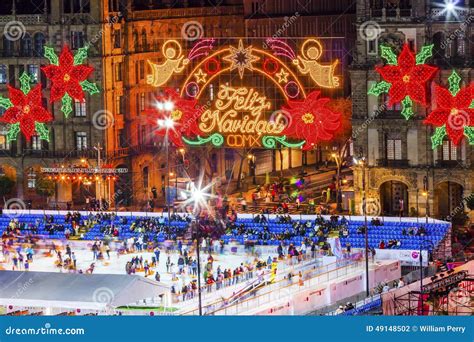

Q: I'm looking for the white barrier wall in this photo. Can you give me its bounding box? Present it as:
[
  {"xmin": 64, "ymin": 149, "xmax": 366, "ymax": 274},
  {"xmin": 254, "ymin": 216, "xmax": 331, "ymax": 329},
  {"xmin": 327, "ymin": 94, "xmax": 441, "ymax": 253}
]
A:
[{"xmin": 254, "ymin": 260, "xmax": 401, "ymax": 315}]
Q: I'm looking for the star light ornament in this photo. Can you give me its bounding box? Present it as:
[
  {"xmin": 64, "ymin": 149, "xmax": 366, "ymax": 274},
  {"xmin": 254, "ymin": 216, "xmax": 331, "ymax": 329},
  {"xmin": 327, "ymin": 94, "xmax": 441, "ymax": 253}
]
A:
[
  {"xmin": 368, "ymin": 44, "xmax": 438, "ymax": 120},
  {"xmin": 42, "ymin": 45, "xmax": 99, "ymax": 118},
  {"xmin": 223, "ymin": 40, "xmax": 259, "ymax": 79},
  {"xmin": 0, "ymin": 73, "xmax": 53, "ymax": 142},
  {"xmin": 424, "ymin": 70, "xmax": 474, "ymax": 149}
]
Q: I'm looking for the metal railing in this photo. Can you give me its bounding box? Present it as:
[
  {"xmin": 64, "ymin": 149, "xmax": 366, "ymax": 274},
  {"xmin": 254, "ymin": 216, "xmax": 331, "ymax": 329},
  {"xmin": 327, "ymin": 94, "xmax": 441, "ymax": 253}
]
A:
[{"xmin": 180, "ymin": 257, "xmax": 362, "ymax": 315}]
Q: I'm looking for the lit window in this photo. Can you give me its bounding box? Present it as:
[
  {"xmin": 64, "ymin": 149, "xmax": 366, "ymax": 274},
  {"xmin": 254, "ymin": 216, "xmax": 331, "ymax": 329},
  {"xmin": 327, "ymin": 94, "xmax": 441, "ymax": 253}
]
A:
[
  {"xmin": 386, "ymin": 138, "xmax": 402, "ymax": 160},
  {"xmin": 27, "ymin": 64, "xmax": 39, "ymax": 83},
  {"xmin": 76, "ymin": 131, "xmax": 88, "ymax": 150},
  {"xmin": 74, "ymin": 99, "xmax": 87, "ymax": 117},
  {"xmin": 442, "ymin": 140, "xmax": 457, "ymax": 161},
  {"xmin": 31, "ymin": 136, "xmax": 41, "ymax": 150},
  {"xmin": 0, "ymin": 65, "xmax": 7, "ymax": 84}
]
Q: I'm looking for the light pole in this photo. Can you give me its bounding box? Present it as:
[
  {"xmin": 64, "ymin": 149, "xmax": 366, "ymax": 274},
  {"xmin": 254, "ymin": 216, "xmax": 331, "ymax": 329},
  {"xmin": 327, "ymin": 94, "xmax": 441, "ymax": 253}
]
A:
[
  {"xmin": 423, "ymin": 174, "xmax": 429, "ymax": 224},
  {"xmin": 93, "ymin": 143, "xmax": 103, "ymax": 210},
  {"xmin": 187, "ymin": 184, "xmax": 211, "ymax": 316},
  {"xmin": 156, "ymin": 100, "xmax": 175, "ymax": 227},
  {"xmin": 331, "ymin": 152, "xmax": 343, "ymax": 212},
  {"xmin": 419, "ymin": 239, "xmax": 434, "ymax": 315},
  {"xmin": 356, "ymin": 157, "xmax": 369, "ymax": 296}
]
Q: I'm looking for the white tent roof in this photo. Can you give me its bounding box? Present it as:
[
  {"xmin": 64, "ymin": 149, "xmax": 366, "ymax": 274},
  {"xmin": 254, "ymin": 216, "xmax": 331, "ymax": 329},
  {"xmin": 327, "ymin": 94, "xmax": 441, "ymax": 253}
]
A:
[{"xmin": 0, "ymin": 270, "xmax": 168, "ymax": 310}]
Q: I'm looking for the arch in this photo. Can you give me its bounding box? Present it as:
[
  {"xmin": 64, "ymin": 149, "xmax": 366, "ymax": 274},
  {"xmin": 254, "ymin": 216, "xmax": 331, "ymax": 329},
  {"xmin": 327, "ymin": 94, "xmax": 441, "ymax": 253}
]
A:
[
  {"xmin": 2, "ymin": 35, "xmax": 14, "ymax": 57},
  {"xmin": 33, "ymin": 32, "xmax": 46, "ymax": 57},
  {"xmin": 373, "ymin": 174, "xmax": 414, "ymax": 191},
  {"xmin": 20, "ymin": 32, "xmax": 32, "ymax": 57},
  {"xmin": 379, "ymin": 180, "xmax": 409, "ymax": 216},
  {"xmin": 141, "ymin": 28, "xmax": 147, "ymax": 51},
  {"xmin": 434, "ymin": 181, "xmax": 464, "ymax": 220}
]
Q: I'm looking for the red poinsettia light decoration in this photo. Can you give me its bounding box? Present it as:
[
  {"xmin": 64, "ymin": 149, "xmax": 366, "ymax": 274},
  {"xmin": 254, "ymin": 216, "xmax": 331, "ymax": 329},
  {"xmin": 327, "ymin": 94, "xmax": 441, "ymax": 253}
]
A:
[
  {"xmin": 146, "ymin": 88, "xmax": 202, "ymax": 147},
  {"xmin": 41, "ymin": 45, "xmax": 99, "ymax": 118},
  {"xmin": 369, "ymin": 44, "xmax": 438, "ymax": 119},
  {"xmin": 424, "ymin": 75, "xmax": 474, "ymax": 146},
  {"xmin": 282, "ymin": 90, "xmax": 341, "ymax": 150},
  {"xmin": 0, "ymin": 84, "xmax": 53, "ymax": 141}
]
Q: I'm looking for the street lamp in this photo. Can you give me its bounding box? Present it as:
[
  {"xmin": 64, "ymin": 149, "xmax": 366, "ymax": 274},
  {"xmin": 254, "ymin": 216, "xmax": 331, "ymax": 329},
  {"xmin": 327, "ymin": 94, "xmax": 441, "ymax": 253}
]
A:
[
  {"xmin": 185, "ymin": 182, "xmax": 212, "ymax": 316},
  {"xmin": 355, "ymin": 157, "xmax": 369, "ymax": 297},
  {"xmin": 331, "ymin": 152, "xmax": 343, "ymax": 212},
  {"xmin": 156, "ymin": 102, "xmax": 176, "ymax": 227}
]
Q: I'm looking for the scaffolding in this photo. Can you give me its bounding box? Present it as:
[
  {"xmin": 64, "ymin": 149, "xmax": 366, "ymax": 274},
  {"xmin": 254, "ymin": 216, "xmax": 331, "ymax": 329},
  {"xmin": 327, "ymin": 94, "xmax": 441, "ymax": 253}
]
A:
[{"xmin": 392, "ymin": 270, "xmax": 473, "ymax": 316}]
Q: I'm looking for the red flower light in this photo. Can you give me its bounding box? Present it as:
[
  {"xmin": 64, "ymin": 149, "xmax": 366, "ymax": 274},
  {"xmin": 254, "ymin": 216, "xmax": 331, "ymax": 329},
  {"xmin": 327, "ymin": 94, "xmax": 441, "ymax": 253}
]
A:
[
  {"xmin": 376, "ymin": 44, "xmax": 437, "ymax": 106},
  {"xmin": 0, "ymin": 84, "xmax": 53, "ymax": 141},
  {"xmin": 282, "ymin": 90, "xmax": 341, "ymax": 150},
  {"xmin": 146, "ymin": 88, "xmax": 203, "ymax": 147},
  {"xmin": 424, "ymin": 84, "xmax": 474, "ymax": 145},
  {"xmin": 41, "ymin": 46, "xmax": 94, "ymax": 103}
]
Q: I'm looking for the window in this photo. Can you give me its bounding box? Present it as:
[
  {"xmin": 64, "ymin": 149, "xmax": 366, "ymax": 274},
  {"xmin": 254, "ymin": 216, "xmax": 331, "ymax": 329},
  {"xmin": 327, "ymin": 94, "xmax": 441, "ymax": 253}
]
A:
[
  {"xmin": 31, "ymin": 136, "xmax": 41, "ymax": 150},
  {"xmin": 20, "ymin": 33, "xmax": 32, "ymax": 57},
  {"xmin": 113, "ymin": 29, "xmax": 121, "ymax": 48},
  {"xmin": 140, "ymin": 125, "xmax": 147, "ymax": 144},
  {"xmin": 33, "ymin": 33, "xmax": 45, "ymax": 57},
  {"xmin": 0, "ymin": 130, "xmax": 10, "ymax": 150},
  {"xmin": 27, "ymin": 65, "xmax": 40, "ymax": 83},
  {"xmin": 74, "ymin": 99, "xmax": 87, "ymax": 117},
  {"xmin": 3, "ymin": 35, "xmax": 14, "ymax": 57},
  {"xmin": 367, "ymin": 40, "xmax": 377, "ymax": 55},
  {"xmin": 442, "ymin": 140, "xmax": 457, "ymax": 160},
  {"xmin": 71, "ymin": 31, "xmax": 84, "ymax": 49},
  {"xmin": 28, "ymin": 178, "xmax": 36, "ymax": 189},
  {"xmin": 139, "ymin": 93, "xmax": 145, "ymax": 111},
  {"xmin": 139, "ymin": 60, "xmax": 145, "ymax": 80},
  {"xmin": 118, "ymin": 129, "xmax": 127, "ymax": 147},
  {"xmin": 142, "ymin": 166, "xmax": 149, "ymax": 189},
  {"xmin": 116, "ymin": 95, "xmax": 125, "ymax": 114},
  {"xmin": 0, "ymin": 65, "xmax": 7, "ymax": 84},
  {"xmin": 75, "ymin": 131, "xmax": 88, "ymax": 150},
  {"xmin": 115, "ymin": 62, "xmax": 122, "ymax": 81},
  {"xmin": 141, "ymin": 29, "xmax": 147, "ymax": 51},
  {"xmin": 386, "ymin": 138, "xmax": 402, "ymax": 160}
]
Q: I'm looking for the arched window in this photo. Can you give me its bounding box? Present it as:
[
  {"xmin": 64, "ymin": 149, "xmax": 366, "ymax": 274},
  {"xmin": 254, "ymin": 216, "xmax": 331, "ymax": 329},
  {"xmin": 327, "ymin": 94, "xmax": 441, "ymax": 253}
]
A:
[
  {"xmin": 141, "ymin": 28, "xmax": 147, "ymax": 51},
  {"xmin": 20, "ymin": 33, "xmax": 32, "ymax": 57},
  {"xmin": 33, "ymin": 32, "xmax": 46, "ymax": 57},
  {"xmin": 142, "ymin": 166, "xmax": 149, "ymax": 189},
  {"xmin": 3, "ymin": 35, "xmax": 14, "ymax": 57},
  {"xmin": 132, "ymin": 30, "xmax": 139, "ymax": 51}
]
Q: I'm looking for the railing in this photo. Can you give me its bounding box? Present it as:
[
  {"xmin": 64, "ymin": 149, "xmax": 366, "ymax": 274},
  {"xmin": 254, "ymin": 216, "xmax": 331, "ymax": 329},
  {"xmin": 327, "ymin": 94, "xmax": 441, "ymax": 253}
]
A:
[
  {"xmin": 436, "ymin": 159, "xmax": 463, "ymax": 168},
  {"xmin": 430, "ymin": 7, "xmax": 471, "ymax": 21},
  {"xmin": 174, "ymin": 253, "xmax": 325, "ymax": 304},
  {"xmin": 130, "ymin": 5, "xmax": 243, "ymax": 20},
  {"xmin": 180, "ymin": 257, "xmax": 362, "ymax": 315},
  {"xmin": 376, "ymin": 159, "xmax": 410, "ymax": 167},
  {"xmin": 0, "ymin": 15, "xmax": 46, "ymax": 25}
]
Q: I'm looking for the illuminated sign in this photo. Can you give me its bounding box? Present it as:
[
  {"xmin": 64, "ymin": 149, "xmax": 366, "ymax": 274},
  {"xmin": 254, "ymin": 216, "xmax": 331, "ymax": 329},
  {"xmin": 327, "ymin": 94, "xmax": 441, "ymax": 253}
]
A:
[{"xmin": 147, "ymin": 38, "xmax": 342, "ymax": 150}]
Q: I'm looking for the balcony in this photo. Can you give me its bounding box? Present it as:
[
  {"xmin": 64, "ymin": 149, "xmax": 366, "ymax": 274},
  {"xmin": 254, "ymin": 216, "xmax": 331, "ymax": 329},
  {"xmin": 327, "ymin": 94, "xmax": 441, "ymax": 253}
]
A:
[
  {"xmin": 370, "ymin": 7, "xmax": 412, "ymax": 21},
  {"xmin": 430, "ymin": 7, "xmax": 471, "ymax": 22},
  {"xmin": 0, "ymin": 15, "xmax": 46, "ymax": 25},
  {"xmin": 0, "ymin": 149, "xmax": 98, "ymax": 159},
  {"xmin": 436, "ymin": 159, "xmax": 463, "ymax": 168},
  {"xmin": 377, "ymin": 159, "xmax": 410, "ymax": 167}
]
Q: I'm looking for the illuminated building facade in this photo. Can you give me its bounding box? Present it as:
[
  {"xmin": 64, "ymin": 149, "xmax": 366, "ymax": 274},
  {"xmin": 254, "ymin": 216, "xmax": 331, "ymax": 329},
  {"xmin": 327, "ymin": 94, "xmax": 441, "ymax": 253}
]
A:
[
  {"xmin": 104, "ymin": 0, "xmax": 356, "ymax": 208},
  {"xmin": 351, "ymin": 0, "xmax": 473, "ymax": 220},
  {"xmin": 0, "ymin": 0, "xmax": 105, "ymax": 208}
]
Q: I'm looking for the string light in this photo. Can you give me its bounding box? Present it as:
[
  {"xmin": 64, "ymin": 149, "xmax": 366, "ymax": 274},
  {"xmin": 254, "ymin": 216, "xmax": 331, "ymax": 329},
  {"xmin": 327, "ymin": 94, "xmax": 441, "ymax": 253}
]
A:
[
  {"xmin": 370, "ymin": 44, "xmax": 437, "ymax": 120},
  {"xmin": 0, "ymin": 73, "xmax": 52, "ymax": 142},
  {"xmin": 424, "ymin": 71, "xmax": 474, "ymax": 148},
  {"xmin": 42, "ymin": 45, "xmax": 98, "ymax": 118}
]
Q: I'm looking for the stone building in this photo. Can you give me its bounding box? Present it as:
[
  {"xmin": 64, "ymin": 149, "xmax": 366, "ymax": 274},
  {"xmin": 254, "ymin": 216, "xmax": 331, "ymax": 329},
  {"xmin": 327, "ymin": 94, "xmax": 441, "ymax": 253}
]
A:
[
  {"xmin": 0, "ymin": 0, "xmax": 105, "ymax": 208},
  {"xmin": 351, "ymin": 0, "xmax": 473, "ymax": 219},
  {"xmin": 103, "ymin": 0, "xmax": 356, "ymax": 208}
]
